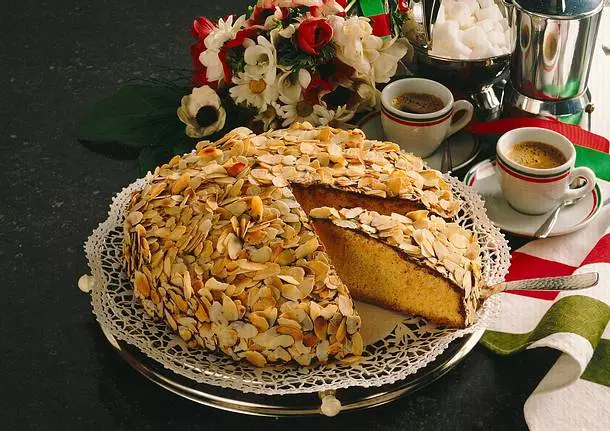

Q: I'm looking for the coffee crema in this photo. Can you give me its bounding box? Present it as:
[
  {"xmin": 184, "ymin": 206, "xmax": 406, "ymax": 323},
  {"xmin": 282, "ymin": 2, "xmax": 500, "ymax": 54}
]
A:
[
  {"xmin": 507, "ymin": 141, "xmax": 567, "ymax": 169},
  {"xmin": 392, "ymin": 92, "xmax": 445, "ymax": 114}
]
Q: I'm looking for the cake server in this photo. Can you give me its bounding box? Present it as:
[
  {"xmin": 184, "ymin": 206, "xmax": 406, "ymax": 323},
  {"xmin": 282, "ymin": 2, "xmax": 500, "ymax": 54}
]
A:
[{"xmin": 482, "ymin": 272, "xmax": 599, "ymax": 299}]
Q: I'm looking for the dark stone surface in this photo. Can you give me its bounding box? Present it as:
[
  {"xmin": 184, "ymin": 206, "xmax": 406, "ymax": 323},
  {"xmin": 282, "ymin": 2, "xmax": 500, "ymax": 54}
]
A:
[{"xmin": 0, "ymin": 1, "xmax": 556, "ymax": 429}]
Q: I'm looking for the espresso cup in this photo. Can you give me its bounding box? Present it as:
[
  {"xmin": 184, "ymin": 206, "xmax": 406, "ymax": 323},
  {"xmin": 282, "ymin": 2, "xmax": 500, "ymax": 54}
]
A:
[
  {"xmin": 496, "ymin": 127, "xmax": 597, "ymax": 215},
  {"xmin": 380, "ymin": 78, "xmax": 474, "ymax": 158}
]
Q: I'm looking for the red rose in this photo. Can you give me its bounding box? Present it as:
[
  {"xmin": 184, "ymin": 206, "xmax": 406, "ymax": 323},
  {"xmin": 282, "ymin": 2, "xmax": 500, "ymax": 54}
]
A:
[
  {"xmin": 296, "ymin": 18, "xmax": 333, "ymax": 55},
  {"xmin": 190, "ymin": 16, "xmax": 216, "ymax": 41}
]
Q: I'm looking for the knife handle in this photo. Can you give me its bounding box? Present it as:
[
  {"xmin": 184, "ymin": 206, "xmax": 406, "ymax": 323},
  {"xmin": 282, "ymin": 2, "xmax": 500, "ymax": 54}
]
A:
[{"xmin": 482, "ymin": 272, "xmax": 599, "ymax": 299}]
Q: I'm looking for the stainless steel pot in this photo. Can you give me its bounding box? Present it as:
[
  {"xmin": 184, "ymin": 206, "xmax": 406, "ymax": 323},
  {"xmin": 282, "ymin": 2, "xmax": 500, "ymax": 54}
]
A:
[{"xmin": 509, "ymin": 0, "xmax": 604, "ymax": 100}]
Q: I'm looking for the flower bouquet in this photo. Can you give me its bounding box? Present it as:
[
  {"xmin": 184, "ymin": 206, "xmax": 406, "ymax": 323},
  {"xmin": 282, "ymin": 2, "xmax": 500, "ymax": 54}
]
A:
[{"xmin": 79, "ymin": 0, "xmax": 411, "ymax": 172}]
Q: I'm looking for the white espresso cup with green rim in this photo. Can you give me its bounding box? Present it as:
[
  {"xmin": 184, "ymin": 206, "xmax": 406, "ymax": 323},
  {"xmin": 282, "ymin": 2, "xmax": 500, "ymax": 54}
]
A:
[
  {"xmin": 380, "ymin": 78, "xmax": 474, "ymax": 157},
  {"xmin": 496, "ymin": 127, "xmax": 597, "ymax": 215}
]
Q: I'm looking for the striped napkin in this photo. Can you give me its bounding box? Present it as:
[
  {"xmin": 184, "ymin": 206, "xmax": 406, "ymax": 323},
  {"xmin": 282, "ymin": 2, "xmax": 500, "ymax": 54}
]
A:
[{"xmin": 475, "ymin": 124, "xmax": 610, "ymax": 431}]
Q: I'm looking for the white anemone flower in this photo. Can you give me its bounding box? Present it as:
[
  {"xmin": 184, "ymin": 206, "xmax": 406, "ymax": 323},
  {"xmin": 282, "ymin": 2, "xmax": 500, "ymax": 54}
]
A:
[
  {"xmin": 276, "ymin": 96, "xmax": 330, "ymax": 127},
  {"xmin": 277, "ymin": 68, "xmax": 311, "ymax": 104},
  {"xmin": 230, "ymin": 70, "xmax": 279, "ymax": 111},
  {"xmin": 243, "ymin": 35, "xmax": 277, "ymax": 84},
  {"xmin": 177, "ymin": 86, "xmax": 226, "ymax": 138},
  {"xmin": 199, "ymin": 15, "xmax": 247, "ymax": 82}
]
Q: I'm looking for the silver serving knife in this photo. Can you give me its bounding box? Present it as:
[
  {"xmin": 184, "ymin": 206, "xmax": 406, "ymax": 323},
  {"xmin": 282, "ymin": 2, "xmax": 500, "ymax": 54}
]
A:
[{"xmin": 482, "ymin": 272, "xmax": 599, "ymax": 299}]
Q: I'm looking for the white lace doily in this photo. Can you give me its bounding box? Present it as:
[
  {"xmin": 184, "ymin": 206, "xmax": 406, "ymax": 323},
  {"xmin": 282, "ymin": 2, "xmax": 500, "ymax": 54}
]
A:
[{"xmin": 84, "ymin": 173, "xmax": 509, "ymax": 396}]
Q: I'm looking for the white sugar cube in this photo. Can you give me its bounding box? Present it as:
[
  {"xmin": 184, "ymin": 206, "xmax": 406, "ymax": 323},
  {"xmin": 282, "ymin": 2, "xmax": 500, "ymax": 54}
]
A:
[
  {"xmin": 475, "ymin": 6, "xmax": 501, "ymax": 22},
  {"xmin": 488, "ymin": 30, "xmax": 505, "ymax": 46},
  {"xmin": 446, "ymin": 1, "xmax": 470, "ymax": 20},
  {"xmin": 432, "ymin": 20, "xmax": 461, "ymax": 46},
  {"xmin": 487, "ymin": 45, "xmax": 504, "ymax": 56},
  {"xmin": 504, "ymin": 29, "xmax": 512, "ymax": 46},
  {"xmin": 447, "ymin": 41, "xmax": 473, "ymax": 59},
  {"xmin": 470, "ymin": 37, "xmax": 492, "ymax": 58},
  {"xmin": 476, "ymin": 19, "xmax": 495, "ymax": 32},
  {"xmin": 477, "ymin": 0, "xmax": 494, "ymax": 8},
  {"xmin": 461, "ymin": 25, "xmax": 488, "ymax": 49},
  {"xmin": 461, "ymin": 0, "xmax": 481, "ymax": 13},
  {"xmin": 499, "ymin": 17, "xmax": 510, "ymax": 31}
]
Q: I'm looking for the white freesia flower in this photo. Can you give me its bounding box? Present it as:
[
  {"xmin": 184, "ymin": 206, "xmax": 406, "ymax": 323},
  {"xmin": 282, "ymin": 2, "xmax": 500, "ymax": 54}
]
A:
[
  {"xmin": 177, "ymin": 86, "xmax": 226, "ymax": 138},
  {"xmin": 204, "ymin": 15, "xmax": 247, "ymax": 50},
  {"xmin": 243, "ymin": 35, "xmax": 277, "ymax": 84},
  {"xmin": 261, "ymin": 7, "xmax": 286, "ymax": 30},
  {"xmin": 277, "ymin": 68, "xmax": 311, "ymax": 104},
  {"xmin": 199, "ymin": 15, "xmax": 247, "ymax": 82},
  {"xmin": 269, "ymin": 23, "xmax": 296, "ymax": 47},
  {"xmin": 276, "ymin": 96, "xmax": 329, "ymax": 127},
  {"xmin": 230, "ymin": 70, "xmax": 279, "ymax": 111},
  {"xmin": 329, "ymin": 15, "xmax": 376, "ymax": 78},
  {"xmin": 367, "ymin": 38, "xmax": 410, "ymax": 83},
  {"xmin": 354, "ymin": 79, "xmax": 380, "ymax": 110}
]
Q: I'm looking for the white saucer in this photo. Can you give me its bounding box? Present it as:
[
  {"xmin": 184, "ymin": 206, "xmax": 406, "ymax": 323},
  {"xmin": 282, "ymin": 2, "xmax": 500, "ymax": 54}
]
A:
[
  {"xmin": 356, "ymin": 111, "xmax": 481, "ymax": 172},
  {"xmin": 464, "ymin": 159, "xmax": 604, "ymax": 238}
]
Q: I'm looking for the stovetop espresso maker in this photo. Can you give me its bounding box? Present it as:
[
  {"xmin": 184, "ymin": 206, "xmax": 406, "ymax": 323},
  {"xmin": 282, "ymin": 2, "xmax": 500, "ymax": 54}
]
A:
[{"xmin": 504, "ymin": 0, "xmax": 604, "ymax": 125}]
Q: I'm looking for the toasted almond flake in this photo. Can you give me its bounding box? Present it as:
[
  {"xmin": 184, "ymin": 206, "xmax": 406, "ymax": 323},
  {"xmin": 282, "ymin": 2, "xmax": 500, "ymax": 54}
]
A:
[
  {"xmin": 277, "ymin": 325, "xmax": 303, "ymax": 342},
  {"xmin": 351, "ymin": 332, "xmax": 364, "ymax": 355},
  {"xmin": 226, "ymin": 233, "xmax": 242, "ymax": 260},
  {"xmin": 171, "ymin": 174, "xmax": 190, "ymax": 194},
  {"xmin": 222, "ymin": 295, "xmax": 239, "ymax": 321},
  {"xmin": 450, "ymin": 233, "xmax": 470, "ymax": 249},
  {"xmin": 250, "ymin": 196, "xmax": 264, "ymax": 221},
  {"xmin": 249, "ymin": 246, "xmax": 272, "ymax": 263},
  {"xmin": 278, "ymin": 275, "xmax": 300, "ymax": 285},
  {"xmin": 245, "ymin": 350, "xmax": 267, "ymax": 367},
  {"xmin": 314, "ymin": 317, "xmax": 327, "ymax": 340},
  {"xmin": 205, "ymin": 277, "xmax": 229, "ymax": 291},
  {"xmin": 126, "ymin": 211, "xmax": 143, "ymax": 225},
  {"xmin": 249, "ymin": 312, "xmax": 270, "ymax": 332},
  {"xmin": 134, "ymin": 271, "xmax": 150, "ymax": 298},
  {"xmin": 294, "ymin": 238, "xmax": 319, "ymax": 259},
  {"xmin": 182, "ymin": 271, "xmax": 193, "ymax": 300}
]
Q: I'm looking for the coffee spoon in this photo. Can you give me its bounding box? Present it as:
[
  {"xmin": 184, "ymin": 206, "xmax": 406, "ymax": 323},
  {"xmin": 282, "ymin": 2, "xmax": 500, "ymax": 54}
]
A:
[{"xmin": 534, "ymin": 178, "xmax": 587, "ymax": 239}]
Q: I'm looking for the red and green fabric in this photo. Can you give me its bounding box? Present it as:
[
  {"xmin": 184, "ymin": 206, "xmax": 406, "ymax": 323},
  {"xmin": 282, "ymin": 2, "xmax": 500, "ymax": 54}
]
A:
[
  {"xmin": 471, "ymin": 119, "xmax": 610, "ymax": 430},
  {"xmin": 359, "ymin": 0, "xmax": 391, "ymax": 39}
]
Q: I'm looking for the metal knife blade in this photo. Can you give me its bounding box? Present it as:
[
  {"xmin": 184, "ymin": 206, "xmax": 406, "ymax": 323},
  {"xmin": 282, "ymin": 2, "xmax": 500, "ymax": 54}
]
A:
[{"xmin": 482, "ymin": 272, "xmax": 599, "ymax": 299}]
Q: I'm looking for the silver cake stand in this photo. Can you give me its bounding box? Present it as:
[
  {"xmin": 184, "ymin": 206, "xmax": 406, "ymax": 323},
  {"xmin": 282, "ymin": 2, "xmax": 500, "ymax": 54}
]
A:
[{"xmin": 99, "ymin": 324, "xmax": 484, "ymax": 416}]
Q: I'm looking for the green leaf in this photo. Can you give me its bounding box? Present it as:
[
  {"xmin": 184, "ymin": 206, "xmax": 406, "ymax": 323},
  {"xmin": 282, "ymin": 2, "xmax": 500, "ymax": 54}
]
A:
[
  {"xmin": 137, "ymin": 125, "xmax": 198, "ymax": 174},
  {"xmin": 78, "ymin": 84, "xmax": 188, "ymax": 149},
  {"xmin": 276, "ymin": 37, "xmax": 337, "ymax": 75},
  {"xmin": 138, "ymin": 145, "xmax": 174, "ymax": 175}
]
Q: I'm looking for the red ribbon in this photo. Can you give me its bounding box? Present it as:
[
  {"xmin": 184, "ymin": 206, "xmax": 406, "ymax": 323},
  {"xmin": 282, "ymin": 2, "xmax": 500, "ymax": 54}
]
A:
[
  {"xmin": 368, "ymin": 13, "xmax": 391, "ymax": 38},
  {"xmin": 469, "ymin": 118, "xmax": 609, "ymax": 153}
]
